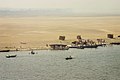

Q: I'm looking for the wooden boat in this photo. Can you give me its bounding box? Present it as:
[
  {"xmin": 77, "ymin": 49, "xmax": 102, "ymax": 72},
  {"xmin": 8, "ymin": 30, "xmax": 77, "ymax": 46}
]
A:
[
  {"xmin": 68, "ymin": 45, "xmax": 84, "ymax": 49},
  {"xmin": 65, "ymin": 56, "xmax": 73, "ymax": 60},
  {"xmin": 69, "ymin": 45, "xmax": 79, "ymax": 48},
  {"xmin": 30, "ymin": 50, "xmax": 35, "ymax": 54},
  {"xmin": 82, "ymin": 45, "xmax": 98, "ymax": 48},
  {"xmin": 49, "ymin": 44, "xmax": 69, "ymax": 50},
  {"xmin": 0, "ymin": 50, "xmax": 10, "ymax": 52},
  {"xmin": 6, "ymin": 54, "xmax": 17, "ymax": 58},
  {"xmin": 110, "ymin": 42, "xmax": 120, "ymax": 45},
  {"xmin": 97, "ymin": 44, "xmax": 103, "ymax": 46},
  {"xmin": 97, "ymin": 43, "xmax": 107, "ymax": 47},
  {"xmin": 77, "ymin": 46, "xmax": 84, "ymax": 49}
]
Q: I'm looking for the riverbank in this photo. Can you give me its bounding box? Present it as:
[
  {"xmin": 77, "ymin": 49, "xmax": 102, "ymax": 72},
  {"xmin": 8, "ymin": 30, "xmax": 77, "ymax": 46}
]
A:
[
  {"xmin": 0, "ymin": 37, "xmax": 120, "ymax": 51},
  {"xmin": 0, "ymin": 16, "xmax": 120, "ymax": 51}
]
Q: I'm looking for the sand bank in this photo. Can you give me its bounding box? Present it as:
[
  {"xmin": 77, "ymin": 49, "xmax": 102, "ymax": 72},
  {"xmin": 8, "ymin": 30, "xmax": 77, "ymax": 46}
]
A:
[{"xmin": 0, "ymin": 16, "xmax": 120, "ymax": 50}]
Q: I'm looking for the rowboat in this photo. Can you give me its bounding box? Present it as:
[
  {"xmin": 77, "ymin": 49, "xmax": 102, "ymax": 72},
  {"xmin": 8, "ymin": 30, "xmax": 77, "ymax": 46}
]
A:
[
  {"xmin": 6, "ymin": 54, "xmax": 17, "ymax": 58},
  {"xmin": 65, "ymin": 56, "xmax": 73, "ymax": 60}
]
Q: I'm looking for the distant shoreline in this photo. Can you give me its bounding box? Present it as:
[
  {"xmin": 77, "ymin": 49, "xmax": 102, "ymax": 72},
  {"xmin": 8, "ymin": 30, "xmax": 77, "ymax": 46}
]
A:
[{"xmin": 0, "ymin": 8, "xmax": 120, "ymax": 17}]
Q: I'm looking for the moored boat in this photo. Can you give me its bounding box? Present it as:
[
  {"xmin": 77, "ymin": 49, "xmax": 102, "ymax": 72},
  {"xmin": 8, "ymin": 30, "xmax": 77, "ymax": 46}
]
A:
[
  {"xmin": 110, "ymin": 42, "xmax": 120, "ymax": 45},
  {"xmin": 81, "ymin": 45, "xmax": 98, "ymax": 48},
  {"xmin": 68, "ymin": 45, "xmax": 79, "ymax": 48},
  {"xmin": 49, "ymin": 44, "xmax": 69, "ymax": 50},
  {"xmin": 97, "ymin": 43, "xmax": 107, "ymax": 47},
  {"xmin": 0, "ymin": 50, "xmax": 10, "ymax": 52},
  {"xmin": 30, "ymin": 50, "xmax": 35, "ymax": 54},
  {"xmin": 77, "ymin": 46, "xmax": 84, "ymax": 49}
]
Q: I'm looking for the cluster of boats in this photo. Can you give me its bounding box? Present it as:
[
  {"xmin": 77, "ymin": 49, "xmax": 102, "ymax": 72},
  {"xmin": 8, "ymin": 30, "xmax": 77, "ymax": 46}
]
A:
[
  {"xmin": 5, "ymin": 53, "xmax": 73, "ymax": 60},
  {"xmin": 69, "ymin": 45, "xmax": 98, "ymax": 49},
  {"xmin": 5, "ymin": 50, "xmax": 37, "ymax": 58},
  {"xmin": 1, "ymin": 42, "xmax": 119, "ymax": 59},
  {"xmin": 49, "ymin": 43, "xmax": 107, "ymax": 50}
]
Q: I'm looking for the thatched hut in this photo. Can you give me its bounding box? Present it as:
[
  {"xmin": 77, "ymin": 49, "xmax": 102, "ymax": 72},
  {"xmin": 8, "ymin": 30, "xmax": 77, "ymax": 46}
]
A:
[
  {"xmin": 107, "ymin": 34, "xmax": 113, "ymax": 38},
  {"xmin": 77, "ymin": 35, "xmax": 82, "ymax": 40},
  {"xmin": 59, "ymin": 36, "xmax": 65, "ymax": 41}
]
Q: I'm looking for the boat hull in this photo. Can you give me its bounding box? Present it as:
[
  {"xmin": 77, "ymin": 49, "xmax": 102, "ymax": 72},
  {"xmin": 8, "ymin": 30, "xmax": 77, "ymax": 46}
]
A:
[
  {"xmin": 6, "ymin": 54, "xmax": 17, "ymax": 58},
  {"xmin": 81, "ymin": 45, "xmax": 98, "ymax": 48},
  {"xmin": 65, "ymin": 57, "xmax": 72, "ymax": 60},
  {"xmin": 110, "ymin": 42, "xmax": 120, "ymax": 45},
  {"xmin": 0, "ymin": 50, "xmax": 10, "ymax": 52}
]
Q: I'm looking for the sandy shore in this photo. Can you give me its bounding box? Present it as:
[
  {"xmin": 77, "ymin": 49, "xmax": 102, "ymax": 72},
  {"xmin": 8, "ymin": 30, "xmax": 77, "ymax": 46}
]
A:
[{"xmin": 0, "ymin": 16, "xmax": 120, "ymax": 50}]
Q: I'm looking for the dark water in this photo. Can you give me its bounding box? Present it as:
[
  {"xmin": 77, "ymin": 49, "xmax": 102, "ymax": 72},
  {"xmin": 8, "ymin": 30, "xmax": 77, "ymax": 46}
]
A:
[{"xmin": 0, "ymin": 45, "xmax": 120, "ymax": 80}]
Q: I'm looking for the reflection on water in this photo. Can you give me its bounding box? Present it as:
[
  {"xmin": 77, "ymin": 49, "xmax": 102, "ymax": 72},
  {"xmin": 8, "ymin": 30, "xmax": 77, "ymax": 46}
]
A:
[{"xmin": 0, "ymin": 46, "xmax": 120, "ymax": 80}]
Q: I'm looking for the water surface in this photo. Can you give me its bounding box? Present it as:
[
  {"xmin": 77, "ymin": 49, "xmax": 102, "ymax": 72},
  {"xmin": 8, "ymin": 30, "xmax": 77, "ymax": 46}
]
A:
[{"xmin": 0, "ymin": 45, "xmax": 120, "ymax": 80}]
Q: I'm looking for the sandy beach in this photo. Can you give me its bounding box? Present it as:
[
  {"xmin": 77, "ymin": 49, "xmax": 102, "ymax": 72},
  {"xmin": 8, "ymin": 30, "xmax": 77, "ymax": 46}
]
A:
[{"xmin": 0, "ymin": 16, "xmax": 120, "ymax": 50}]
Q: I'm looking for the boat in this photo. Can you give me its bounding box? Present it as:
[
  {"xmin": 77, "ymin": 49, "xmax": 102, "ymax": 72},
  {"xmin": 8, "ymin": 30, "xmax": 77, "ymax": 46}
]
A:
[
  {"xmin": 0, "ymin": 50, "xmax": 10, "ymax": 52},
  {"xmin": 110, "ymin": 42, "xmax": 120, "ymax": 45},
  {"xmin": 97, "ymin": 44, "xmax": 103, "ymax": 46},
  {"xmin": 69, "ymin": 45, "xmax": 79, "ymax": 48},
  {"xmin": 49, "ymin": 44, "xmax": 69, "ymax": 50},
  {"xmin": 77, "ymin": 46, "xmax": 84, "ymax": 49},
  {"xmin": 81, "ymin": 45, "xmax": 98, "ymax": 48},
  {"xmin": 97, "ymin": 43, "xmax": 107, "ymax": 47},
  {"xmin": 68, "ymin": 45, "xmax": 84, "ymax": 49},
  {"xmin": 6, "ymin": 54, "xmax": 17, "ymax": 58},
  {"xmin": 30, "ymin": 50, "xmax": 35, "ymax": 54},
  {"xmin": 65, "ymin": 56, "xmax": 73, "ymax": 60},
  {"xmin": 29, "ymin": 50, "xmax": 36, "ymax": 54}
]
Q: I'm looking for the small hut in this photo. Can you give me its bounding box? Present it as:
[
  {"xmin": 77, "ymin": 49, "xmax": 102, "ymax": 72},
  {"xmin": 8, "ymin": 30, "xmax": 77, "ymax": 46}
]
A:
[
  {"xmin": 59, "ymin": 36, "xmax": 65, "ymax": 41},
  {"xmin": 107, "ymin": 34, "xmax": 113, "ymax": 39},
  {"xmin": 77, "ymin": 35, "xmax": 82, "ymax": 40},
  {"xmin": 77, "ymin": 35, "xmax": 82, "ymax": 42}
]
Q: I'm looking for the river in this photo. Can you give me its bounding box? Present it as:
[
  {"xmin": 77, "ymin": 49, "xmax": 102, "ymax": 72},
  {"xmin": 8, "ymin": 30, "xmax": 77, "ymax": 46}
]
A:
[{"xmin": 0, "ymin": 45, "xmax": 120, "ymax": 80}]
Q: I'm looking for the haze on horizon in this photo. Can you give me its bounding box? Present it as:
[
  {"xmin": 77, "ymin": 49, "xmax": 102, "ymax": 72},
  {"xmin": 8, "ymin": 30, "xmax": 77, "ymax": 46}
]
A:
[{"xmin": 0, "ymin": 0, "xmax": 120, "ymax": 15}]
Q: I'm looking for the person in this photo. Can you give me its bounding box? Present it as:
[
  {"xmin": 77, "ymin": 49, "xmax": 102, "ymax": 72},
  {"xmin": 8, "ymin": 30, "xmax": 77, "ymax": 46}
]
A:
[
  {"xmin": 46, "ymin": 44, "xmax": 48, "ymax": 47},
  {"xmin": 69, "ymin": 56, "xmax": 72, "ymax": 59},
  {"xmin": 31, "ymin": 50, "xmax": 35, "ymax": 54}
]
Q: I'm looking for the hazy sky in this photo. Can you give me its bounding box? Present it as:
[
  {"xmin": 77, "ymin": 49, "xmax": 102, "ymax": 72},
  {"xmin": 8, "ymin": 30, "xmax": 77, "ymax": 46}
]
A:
[{"xmin": 0, "ymin": 0, "xmax": 120, "ymax": 14}]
